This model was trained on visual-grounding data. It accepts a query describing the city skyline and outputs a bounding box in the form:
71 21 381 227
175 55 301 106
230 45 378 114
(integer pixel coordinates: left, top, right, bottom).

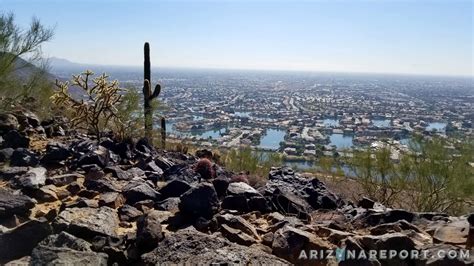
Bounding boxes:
2 0 473 77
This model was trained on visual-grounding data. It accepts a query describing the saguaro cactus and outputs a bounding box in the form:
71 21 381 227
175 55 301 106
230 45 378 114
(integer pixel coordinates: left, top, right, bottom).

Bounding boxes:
160 116 166 149
142 42 162 144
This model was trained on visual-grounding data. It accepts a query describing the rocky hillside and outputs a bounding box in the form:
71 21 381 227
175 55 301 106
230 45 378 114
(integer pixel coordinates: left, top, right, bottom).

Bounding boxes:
0 111 473 265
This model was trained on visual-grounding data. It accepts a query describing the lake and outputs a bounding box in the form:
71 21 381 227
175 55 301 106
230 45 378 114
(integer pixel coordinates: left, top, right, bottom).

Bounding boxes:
258 128 286 150
426 122 446 132
373 119 391 128
329 134 353 149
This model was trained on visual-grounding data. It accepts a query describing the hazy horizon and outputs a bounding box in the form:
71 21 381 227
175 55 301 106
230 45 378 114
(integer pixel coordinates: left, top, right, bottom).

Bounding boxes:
4 0 473 77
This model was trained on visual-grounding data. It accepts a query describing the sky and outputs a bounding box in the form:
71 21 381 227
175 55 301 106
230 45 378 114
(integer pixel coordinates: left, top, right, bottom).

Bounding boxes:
1 0 473 77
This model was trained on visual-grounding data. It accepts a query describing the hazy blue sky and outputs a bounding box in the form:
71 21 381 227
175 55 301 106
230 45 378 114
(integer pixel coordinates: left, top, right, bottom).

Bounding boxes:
2 0 472 76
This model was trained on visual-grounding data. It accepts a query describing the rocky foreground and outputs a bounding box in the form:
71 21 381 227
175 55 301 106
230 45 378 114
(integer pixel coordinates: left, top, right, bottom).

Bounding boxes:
0 111 473 265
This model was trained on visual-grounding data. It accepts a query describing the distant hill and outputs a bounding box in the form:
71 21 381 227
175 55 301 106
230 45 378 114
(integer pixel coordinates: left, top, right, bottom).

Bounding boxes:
48 57 86 71
6 55 56 81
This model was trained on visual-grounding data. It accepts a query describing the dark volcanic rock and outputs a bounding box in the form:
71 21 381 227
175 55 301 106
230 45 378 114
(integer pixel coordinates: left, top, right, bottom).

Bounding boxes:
0 166 29 179
10 148 39 166
222 182 270 213
13 167 47 189
178 183 219 219
104 166 131 180
212 176 229 198
40 141 71 164
262 167 342 217
2 130 29 149
272 226 333 265
30 231 108 265
54 207 119 239
84 176 120 193
0 114 19 135
78 146 110 168
141 228 289 265
119 204 143 222
98 192 126 209
159 179 191 199
0 189 35 218
122 181 161 204
136 210 164 252
0 219 53 263
46 173 82 187
155 197 181 212
0 147 14 162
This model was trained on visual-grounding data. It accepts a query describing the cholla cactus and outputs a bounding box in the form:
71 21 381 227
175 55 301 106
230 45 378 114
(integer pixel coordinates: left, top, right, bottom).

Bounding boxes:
51 70 123 141
142 42 162 145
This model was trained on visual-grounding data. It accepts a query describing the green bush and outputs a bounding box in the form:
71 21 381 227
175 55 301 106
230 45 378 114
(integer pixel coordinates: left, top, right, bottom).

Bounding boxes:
0 12 54 116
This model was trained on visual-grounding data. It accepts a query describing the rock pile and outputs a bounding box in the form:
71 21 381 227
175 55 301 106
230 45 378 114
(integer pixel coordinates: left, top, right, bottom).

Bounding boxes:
0 112 473 265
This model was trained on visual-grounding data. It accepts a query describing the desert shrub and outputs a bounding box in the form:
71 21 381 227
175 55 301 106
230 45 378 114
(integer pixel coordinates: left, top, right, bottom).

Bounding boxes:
194 158 215 180
51 70 124 141
0 13 54 115
114 88 143 140
222 147 282 179
349 137 474 215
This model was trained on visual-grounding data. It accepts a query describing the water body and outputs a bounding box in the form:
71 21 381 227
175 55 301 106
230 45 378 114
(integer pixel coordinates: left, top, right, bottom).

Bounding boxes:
191 128 225 139
258 128 286 150
373 119 391 128
329 134 353 149
285 160 314 170
323 119 339 127
426 122 446 132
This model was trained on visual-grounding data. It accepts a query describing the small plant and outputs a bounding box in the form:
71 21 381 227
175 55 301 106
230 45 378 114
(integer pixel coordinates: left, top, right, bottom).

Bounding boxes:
194 158 216 181
51 70 123 141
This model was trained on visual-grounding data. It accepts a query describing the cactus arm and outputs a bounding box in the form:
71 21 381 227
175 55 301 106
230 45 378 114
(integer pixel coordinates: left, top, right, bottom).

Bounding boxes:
151 83 161 99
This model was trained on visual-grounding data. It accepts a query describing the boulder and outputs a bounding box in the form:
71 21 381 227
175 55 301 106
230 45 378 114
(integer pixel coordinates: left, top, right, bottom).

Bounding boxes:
84 177 120 193
122 181 161 204
0 219 53 264
222 182 270 213
216 213 260 246
126 167 146 178
212 176 230 198
358 197 375 209
78 146 110 168
0 147 14 162
104 166 131 180
2 130 29 149
46 173 82 187
269 188 312 221
0 114 19 134
136 210 164 252
13 167 47 189
262 167 342 217
178 183 219 219
154 156 175 171
141 228 289 265
158 179 191 199
155 197 181 212
33 185 59 202
0 189 35 218
118 204 143 222
10 148 39 166
30 232 108 266
271 226 334 265
433 219 469 245
40 142 71 164
356 232 417 265
98 192 126 209
0 166 29 179
54 207 119 239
